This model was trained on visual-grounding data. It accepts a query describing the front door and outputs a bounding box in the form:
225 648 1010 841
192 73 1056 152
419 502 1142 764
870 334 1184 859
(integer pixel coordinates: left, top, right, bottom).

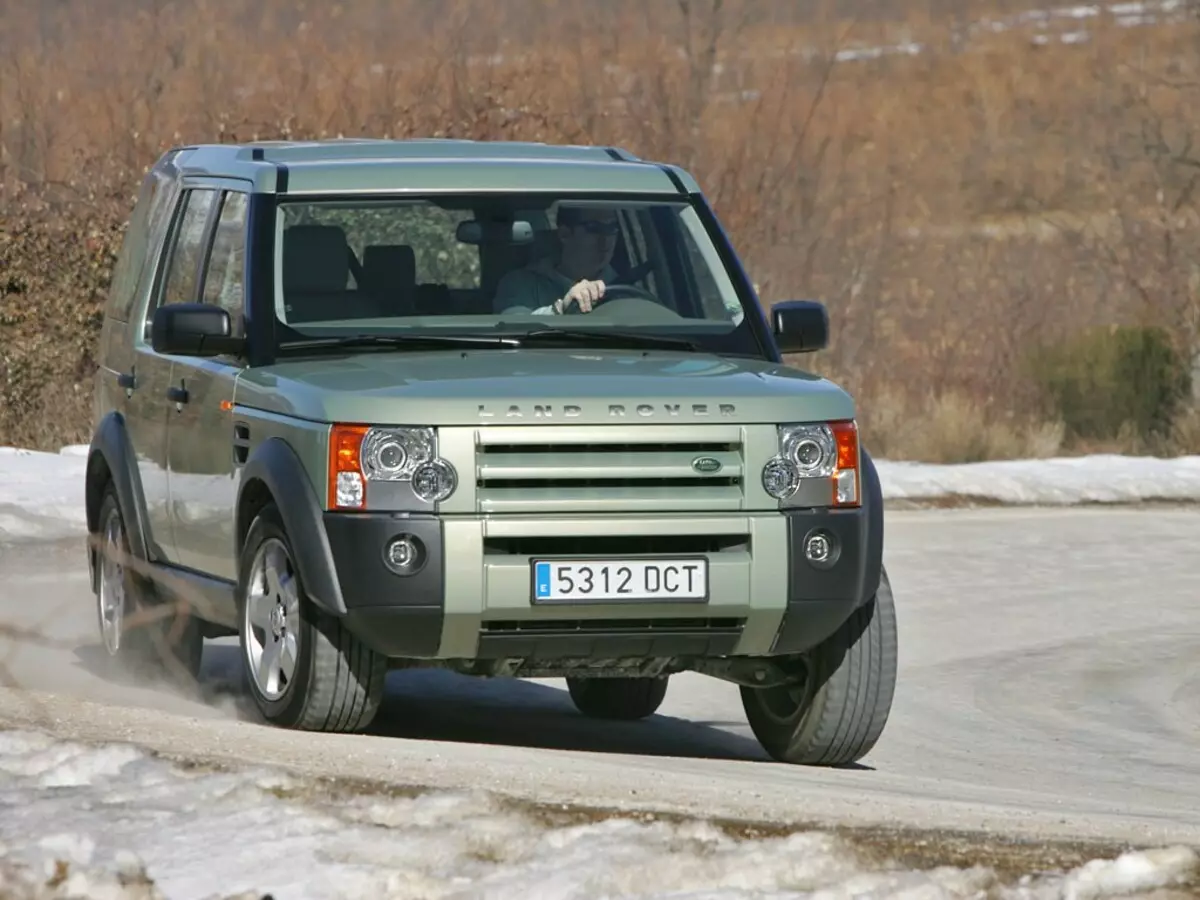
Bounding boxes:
134 184 222 565
166 187 251 580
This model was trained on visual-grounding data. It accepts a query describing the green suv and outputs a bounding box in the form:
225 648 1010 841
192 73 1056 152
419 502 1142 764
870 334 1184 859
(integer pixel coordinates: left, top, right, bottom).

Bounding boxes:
84 139 897 766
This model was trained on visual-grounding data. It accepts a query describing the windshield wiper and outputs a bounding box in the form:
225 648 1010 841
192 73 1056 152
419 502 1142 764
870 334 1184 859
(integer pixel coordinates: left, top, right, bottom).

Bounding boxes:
278 333 520 353
515 328 703 352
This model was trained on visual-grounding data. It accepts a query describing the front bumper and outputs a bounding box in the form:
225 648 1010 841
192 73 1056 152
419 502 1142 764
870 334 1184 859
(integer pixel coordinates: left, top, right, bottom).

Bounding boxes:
323 506 874 661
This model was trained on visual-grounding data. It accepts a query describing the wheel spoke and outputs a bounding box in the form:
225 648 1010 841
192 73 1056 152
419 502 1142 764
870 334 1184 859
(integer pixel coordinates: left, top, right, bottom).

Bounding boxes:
264 542 290 599
284 602 300 636
258 636 283 695
279 631 298 682
279 568 299 615
247 596 272 632
265 563 284 603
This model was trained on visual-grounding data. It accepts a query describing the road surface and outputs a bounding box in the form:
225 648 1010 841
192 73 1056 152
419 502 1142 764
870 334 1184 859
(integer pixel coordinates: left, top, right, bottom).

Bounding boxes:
0 506 1197 853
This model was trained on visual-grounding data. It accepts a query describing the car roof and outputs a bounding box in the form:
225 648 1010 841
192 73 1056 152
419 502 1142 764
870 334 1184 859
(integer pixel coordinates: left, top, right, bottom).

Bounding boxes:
168 138 702 197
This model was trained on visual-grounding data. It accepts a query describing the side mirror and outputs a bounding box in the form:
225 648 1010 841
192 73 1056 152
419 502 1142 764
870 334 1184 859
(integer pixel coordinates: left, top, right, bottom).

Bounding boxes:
151 303 244 357
771 300 829 353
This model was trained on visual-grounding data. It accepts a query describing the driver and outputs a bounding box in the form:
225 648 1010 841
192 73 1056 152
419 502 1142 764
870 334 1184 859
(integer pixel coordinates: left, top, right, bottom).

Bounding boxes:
493 204 620 315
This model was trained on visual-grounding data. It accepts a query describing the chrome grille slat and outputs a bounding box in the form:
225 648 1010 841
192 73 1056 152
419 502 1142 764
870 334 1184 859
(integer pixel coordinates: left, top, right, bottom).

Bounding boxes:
474 425 746 514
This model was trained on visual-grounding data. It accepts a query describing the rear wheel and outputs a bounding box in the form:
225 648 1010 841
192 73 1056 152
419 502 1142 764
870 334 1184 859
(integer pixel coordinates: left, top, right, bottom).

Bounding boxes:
741 566 898 766
238 502 386 732
94 484 203 683
566 675 669 720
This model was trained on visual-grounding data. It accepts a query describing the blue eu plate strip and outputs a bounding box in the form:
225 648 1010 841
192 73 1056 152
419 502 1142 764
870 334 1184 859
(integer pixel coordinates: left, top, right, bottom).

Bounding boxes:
534 562 551 599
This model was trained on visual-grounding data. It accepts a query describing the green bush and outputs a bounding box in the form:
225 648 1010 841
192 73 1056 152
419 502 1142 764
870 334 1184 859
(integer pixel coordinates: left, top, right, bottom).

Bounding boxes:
1027 325 1193 446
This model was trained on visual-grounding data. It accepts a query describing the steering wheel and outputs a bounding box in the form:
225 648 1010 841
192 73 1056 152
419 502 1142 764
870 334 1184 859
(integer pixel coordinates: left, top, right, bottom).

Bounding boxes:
591 282 659 307
574 283 685 324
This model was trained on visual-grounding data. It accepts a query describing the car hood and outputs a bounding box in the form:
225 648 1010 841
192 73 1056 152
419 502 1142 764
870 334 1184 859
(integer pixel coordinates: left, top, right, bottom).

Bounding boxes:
233 348 856 426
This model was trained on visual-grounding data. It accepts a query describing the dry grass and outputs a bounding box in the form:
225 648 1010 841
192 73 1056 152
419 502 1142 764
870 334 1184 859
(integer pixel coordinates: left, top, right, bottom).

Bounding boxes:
2 0 1199 461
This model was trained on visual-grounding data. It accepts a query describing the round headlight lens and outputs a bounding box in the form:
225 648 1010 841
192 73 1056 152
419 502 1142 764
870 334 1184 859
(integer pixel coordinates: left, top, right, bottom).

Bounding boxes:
361 428 434 480
782 425 836 475
412 459 458 502
762 457 800 499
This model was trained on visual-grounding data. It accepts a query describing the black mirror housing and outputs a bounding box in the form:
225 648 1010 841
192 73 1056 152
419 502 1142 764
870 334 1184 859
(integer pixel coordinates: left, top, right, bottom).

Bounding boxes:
151 303 244 357
771 300 829 353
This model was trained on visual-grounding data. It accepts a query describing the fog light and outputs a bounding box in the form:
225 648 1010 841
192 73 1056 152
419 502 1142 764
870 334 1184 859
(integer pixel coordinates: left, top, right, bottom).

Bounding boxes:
805 533 831 563
803 528 840 569
383 534 424 575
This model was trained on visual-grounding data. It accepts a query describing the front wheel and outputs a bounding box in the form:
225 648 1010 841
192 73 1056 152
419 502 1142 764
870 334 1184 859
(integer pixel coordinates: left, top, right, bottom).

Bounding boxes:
238 502 386 732
741 566 898 766
566 675 669 720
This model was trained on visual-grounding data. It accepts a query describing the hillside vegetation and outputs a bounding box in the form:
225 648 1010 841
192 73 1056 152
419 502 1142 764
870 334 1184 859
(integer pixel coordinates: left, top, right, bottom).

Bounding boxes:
2 0 1198 461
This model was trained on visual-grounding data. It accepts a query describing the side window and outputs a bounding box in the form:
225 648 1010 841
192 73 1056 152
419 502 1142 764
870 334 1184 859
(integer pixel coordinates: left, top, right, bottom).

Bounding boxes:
201 192 249 336
619 209 660 297
158 189 219 312
106 173 156 322
678 219 728 318
110 152 185 322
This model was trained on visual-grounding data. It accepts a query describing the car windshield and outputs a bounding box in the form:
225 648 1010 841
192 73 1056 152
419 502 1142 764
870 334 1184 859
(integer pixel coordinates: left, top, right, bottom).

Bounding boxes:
271 194 766 356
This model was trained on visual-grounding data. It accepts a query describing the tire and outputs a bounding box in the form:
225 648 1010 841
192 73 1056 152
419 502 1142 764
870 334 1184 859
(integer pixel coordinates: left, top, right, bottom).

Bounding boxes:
93 483 204 683
741 565 898 766
566 675 669 720
237 502 386 732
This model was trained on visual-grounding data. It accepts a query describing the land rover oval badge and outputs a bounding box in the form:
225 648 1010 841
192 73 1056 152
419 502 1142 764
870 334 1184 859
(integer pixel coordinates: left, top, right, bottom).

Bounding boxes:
692 456 722 474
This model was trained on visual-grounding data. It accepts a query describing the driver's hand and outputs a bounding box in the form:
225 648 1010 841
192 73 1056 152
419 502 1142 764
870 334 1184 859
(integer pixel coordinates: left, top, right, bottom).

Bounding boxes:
555 279 605 314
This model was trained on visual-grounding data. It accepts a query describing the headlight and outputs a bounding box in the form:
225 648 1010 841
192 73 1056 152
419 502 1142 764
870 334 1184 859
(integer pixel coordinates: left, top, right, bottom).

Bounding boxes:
762 420 860 507
328 425 458 509
361 428 433 481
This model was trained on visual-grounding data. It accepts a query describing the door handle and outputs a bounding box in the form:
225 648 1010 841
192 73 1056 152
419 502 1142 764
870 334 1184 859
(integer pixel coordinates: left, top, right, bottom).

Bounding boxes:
167 385 189 404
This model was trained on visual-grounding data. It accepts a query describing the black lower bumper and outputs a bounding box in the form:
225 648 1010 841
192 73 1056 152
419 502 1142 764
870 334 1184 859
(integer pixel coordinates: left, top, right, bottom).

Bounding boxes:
322 512 445 657
769 505 879 655
318 500 881 662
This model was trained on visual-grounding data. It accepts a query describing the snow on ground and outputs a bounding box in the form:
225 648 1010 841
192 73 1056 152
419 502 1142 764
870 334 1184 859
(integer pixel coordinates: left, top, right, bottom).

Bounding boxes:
875 453 1200 506
0 728 1195 900
0 446 90 544
1 444 1198 545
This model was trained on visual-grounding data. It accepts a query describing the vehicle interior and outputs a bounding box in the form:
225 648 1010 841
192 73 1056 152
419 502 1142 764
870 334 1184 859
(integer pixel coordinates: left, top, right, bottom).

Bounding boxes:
273 199 737 329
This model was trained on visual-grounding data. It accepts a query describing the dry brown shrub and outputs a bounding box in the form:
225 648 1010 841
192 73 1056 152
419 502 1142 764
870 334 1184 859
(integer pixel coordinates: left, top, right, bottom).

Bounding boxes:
1 0 1198 461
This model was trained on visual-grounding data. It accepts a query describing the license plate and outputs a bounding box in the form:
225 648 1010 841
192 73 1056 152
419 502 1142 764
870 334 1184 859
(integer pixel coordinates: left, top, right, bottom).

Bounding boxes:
532 558 709 604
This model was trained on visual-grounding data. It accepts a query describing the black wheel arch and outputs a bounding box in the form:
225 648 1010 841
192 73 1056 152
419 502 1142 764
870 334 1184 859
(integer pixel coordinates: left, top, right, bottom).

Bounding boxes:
859 446 885 607
235 436 347 616
86 412 152 591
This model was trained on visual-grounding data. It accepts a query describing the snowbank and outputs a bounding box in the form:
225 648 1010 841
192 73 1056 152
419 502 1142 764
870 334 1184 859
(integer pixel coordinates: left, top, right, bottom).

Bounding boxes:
0 445 91 544
0 728 1195 900
2 445 1199 544
875 454 1200 507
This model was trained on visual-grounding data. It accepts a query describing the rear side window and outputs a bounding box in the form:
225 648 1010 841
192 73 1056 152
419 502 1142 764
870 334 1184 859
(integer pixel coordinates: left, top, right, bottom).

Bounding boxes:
106 173 156 321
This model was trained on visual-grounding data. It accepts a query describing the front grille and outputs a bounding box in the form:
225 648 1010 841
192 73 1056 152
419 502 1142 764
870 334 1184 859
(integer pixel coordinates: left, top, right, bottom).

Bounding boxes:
483 533 750 557
474 424 745 513
481 617 745 634
475 616 747 660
